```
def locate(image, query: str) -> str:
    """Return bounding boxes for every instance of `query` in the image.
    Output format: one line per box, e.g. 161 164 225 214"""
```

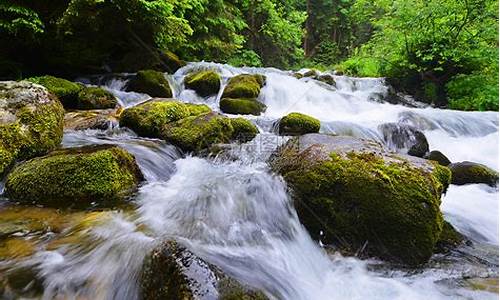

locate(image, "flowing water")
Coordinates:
1 62 498 299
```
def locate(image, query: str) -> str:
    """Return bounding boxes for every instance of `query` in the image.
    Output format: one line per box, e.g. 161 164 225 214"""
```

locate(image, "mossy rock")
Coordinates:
120 99 210 138
5 145 143 208
302 69 319 78
126 70 172 98
269 134 450 265
141 241 267 300
184 70 221 97
161 112 234 152
230 118 258 142
222 74 265 99
0 81 65 176
317 74 336 87
435 221 464 253
448 161 499 187
278 112 320 136
26 75 83 108
220 98 266 115
425 150 451 166
77 87 118 109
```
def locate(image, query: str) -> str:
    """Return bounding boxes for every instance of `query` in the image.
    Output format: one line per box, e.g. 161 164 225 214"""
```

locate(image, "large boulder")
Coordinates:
76 87 118 109
278 112 320 136
378 123 429 157
26 76 83 108
448 161 498 187
220 74 266 115
230 117 259 142
119 99 210 138
269 134 451 265
5 145 143 208
161 112 234 152
141 241 268 300
126 70 172 98
0 81 65 176
184 70 221 97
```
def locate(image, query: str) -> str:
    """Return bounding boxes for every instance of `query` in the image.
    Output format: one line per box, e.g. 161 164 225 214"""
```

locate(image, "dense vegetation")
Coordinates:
1 0 497 110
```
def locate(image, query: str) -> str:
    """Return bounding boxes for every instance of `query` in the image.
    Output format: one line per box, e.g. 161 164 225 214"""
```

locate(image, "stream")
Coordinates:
1 62 498 299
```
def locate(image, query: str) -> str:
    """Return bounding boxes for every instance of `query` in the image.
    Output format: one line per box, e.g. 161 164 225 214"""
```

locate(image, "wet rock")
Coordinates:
0 206 69 238
302 69 319 78
317 74 336 87
126 70 172 98
26 75 83 108
269 134 451 265
184 70 221 97
141 241 268 300
5 145 143 208
219 98 266 116
425 150 451 166
230 118 258 143
278 112 320 136
292 72 303 79
64 109 117 131
0 81 65 176
161 112 234 153
378 122 429 157
120 99 210 138
448 161 499 187
76 86 118 109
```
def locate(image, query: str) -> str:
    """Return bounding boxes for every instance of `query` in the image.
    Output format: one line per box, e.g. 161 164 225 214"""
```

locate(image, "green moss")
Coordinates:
184 70 221 97
230 118 258 142
430 164 452 195
184 103 211 116
222 74 265 99
278 151 444 265
220 98 266 115
5 145 143 208
120 100 191 138
435 221 463 253
77 87 117 109
278 112 320 136
127 70 172 98
0 123 25 175
449 162 499 186
162 112 234 152
26 76 83 108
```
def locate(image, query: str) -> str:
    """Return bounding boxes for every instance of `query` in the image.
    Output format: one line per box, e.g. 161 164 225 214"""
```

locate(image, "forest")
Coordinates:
0 0 498 110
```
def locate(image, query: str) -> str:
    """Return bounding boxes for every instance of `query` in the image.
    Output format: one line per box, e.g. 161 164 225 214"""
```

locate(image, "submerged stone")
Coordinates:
269 134 450 265
0 81 65 176
448 161 498 187
5 145 143 208
278 112 320 136
64 109 118 131
184 70 221 97
126 70 172 98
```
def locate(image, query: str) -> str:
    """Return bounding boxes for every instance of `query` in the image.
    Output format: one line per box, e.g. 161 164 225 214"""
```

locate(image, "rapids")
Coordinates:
1 62 498 299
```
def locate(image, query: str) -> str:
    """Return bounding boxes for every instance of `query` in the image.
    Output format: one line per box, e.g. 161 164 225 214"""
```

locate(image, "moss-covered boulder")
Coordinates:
222 74 265 99
5 145 143 208
448 161 498 187
269 134 451 265
278 112 320 136
302 69 319 78
126 70 172 98
0 81 65 176
141 241 267 300
378 123 429 157
435 221 464 253
161 112 234 152
424 150 451 166
119 99 210 138
220 98 266 115
317 74 336 87
64 109 118 131
77 87 118 109
184 70 221 97
230 118 259 142
26 76 83 108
